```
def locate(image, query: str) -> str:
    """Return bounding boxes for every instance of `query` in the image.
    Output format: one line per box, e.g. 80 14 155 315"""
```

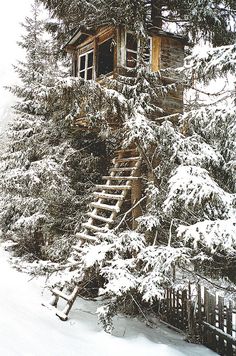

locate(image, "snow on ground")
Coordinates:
0 244 217 356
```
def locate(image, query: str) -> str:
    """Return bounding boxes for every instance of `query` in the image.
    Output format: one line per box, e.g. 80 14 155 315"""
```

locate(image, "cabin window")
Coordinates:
97 38 114 77
126 32 138 68
78 50 94 80
126 32 152 68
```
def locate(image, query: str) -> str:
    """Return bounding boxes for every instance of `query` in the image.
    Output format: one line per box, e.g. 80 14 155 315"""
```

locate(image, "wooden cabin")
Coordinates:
64 25 186 129
65 25 185 80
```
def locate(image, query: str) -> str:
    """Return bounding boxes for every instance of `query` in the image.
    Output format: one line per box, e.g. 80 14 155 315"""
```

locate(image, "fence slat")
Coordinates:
176 290 180 329
210 294 217 350
204 287 211 346
227 301 233 356
182 290 187 331
172 289 176 325
197 284 202 342
218 296 225 355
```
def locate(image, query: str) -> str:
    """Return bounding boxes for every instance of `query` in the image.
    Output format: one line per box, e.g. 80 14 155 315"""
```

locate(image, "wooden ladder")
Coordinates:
44 146 142 320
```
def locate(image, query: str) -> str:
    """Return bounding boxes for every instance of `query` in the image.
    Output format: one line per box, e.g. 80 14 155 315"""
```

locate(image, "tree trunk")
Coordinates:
151 0 163 29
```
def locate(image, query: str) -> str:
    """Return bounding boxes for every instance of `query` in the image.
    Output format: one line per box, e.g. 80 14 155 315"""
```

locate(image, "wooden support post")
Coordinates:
152 36 161 72
151 0 163 28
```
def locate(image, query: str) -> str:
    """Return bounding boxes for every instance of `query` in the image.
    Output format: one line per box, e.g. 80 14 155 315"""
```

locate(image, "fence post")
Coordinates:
182 290 188 331
187 300 196 342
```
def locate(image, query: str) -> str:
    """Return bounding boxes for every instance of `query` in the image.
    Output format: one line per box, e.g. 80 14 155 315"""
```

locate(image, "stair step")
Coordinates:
102 176 140 181
90 202 120 212
75 232 98 242
42 302 68 321
93 192 123 200
82 223 105 232
95 184 131 190
110 167 135 172
52 288 71 302
87 212 114 224
115 148 137 153
114 157 140 162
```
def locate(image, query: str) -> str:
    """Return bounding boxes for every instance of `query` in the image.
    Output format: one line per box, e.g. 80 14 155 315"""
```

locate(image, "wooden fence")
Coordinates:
158 284 236 355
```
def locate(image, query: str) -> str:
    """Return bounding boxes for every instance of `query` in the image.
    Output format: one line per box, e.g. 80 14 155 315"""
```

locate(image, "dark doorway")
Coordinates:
97 38 114 77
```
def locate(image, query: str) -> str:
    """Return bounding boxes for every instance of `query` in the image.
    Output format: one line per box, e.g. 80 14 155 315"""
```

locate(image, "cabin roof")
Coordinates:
64 28 95 49
148 27 188 43
64 24 188 51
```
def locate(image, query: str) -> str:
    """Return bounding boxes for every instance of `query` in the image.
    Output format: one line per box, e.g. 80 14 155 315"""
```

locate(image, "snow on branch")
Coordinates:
124 111 157 147
178 218 236 255
163 165 235 217
185 44 236 82
138 245 191 301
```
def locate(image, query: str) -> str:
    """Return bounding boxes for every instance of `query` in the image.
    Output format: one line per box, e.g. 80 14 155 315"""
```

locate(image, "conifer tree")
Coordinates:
0 0 107 262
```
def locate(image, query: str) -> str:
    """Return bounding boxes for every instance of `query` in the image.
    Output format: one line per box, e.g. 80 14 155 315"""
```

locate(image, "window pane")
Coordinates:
126 33 137 51
126 51 137 68
80 55 86 70
98 39 114 77
88 51 94 68
87 68 93 80
79 70 85 79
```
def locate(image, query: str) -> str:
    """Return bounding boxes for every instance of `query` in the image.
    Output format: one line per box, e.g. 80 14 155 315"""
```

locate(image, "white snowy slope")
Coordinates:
0 245 217 356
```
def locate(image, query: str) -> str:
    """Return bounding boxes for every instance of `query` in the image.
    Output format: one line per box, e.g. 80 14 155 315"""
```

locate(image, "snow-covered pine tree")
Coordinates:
0 0 108 263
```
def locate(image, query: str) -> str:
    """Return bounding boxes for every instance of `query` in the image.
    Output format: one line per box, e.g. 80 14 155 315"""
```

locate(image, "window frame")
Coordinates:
125 31 152 69
125 31 138 68
78 49 94 81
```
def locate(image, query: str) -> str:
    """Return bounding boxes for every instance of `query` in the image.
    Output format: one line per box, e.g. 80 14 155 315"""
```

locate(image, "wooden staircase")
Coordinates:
44 146 142 320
